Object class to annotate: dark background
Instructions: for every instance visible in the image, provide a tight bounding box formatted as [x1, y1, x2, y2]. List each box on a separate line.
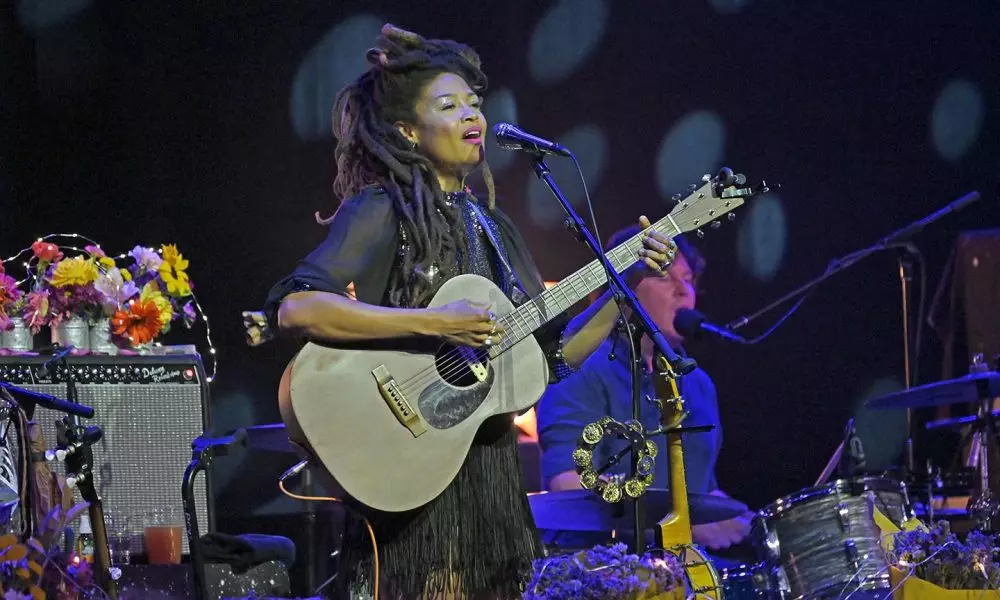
[3, 0, 998, 562]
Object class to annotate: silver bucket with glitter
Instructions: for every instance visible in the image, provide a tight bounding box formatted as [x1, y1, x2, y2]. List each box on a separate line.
[89, 318, 119, 355]
[1, 317, 32, 352]
[51, 316, 90, 352]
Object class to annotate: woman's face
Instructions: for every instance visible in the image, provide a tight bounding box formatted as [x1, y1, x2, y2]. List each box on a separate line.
[399, 72, 486, 188]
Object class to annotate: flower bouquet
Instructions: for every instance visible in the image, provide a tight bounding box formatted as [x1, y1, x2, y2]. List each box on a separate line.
[524, 543, 686, 600]
[0, 502, 105, 600]
[887, 521, 1000, 600]
[104, 244, 197, 349]
[0, 260, 25, 333]
[18, 241, 197, 351]
[19, 242, 97, 340]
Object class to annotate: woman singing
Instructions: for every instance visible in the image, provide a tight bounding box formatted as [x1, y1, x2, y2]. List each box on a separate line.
[260, 24, 675, 599]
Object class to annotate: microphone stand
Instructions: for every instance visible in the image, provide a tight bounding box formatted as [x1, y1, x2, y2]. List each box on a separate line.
[728, 190, 980, 480]
[530, 155, 697, 554]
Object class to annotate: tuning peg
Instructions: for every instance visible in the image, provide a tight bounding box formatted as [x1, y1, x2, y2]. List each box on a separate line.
[688, 184, 698, 192]
[696, 229, 705, 238]
[671, 193, 682, 204]
[710, 221, 722, 230]
[66, 472, 89, 489]
[728, 212, 736, 222]
[701, 174, 712, 183]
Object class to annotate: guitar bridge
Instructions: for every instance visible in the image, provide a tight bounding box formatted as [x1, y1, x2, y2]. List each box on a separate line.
[372, 365, 426, 438]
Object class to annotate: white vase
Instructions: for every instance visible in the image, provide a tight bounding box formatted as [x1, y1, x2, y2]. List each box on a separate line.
[89, 318, 119, 355]
[51, 316, 90, 352]
[1, 317, 32, 351]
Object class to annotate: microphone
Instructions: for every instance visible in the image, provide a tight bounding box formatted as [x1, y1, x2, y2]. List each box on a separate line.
[0, 382, 95, 418]
[492, 123, 571, 157]
[879, 190, 980, 246]
[674, 309, 747, 344]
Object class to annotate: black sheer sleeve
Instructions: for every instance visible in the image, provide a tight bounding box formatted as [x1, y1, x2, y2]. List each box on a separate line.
[262, 188, 399, 332]
[490, 207, 573, 381]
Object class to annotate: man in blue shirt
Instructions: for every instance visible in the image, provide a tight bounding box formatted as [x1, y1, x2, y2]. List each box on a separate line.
[536, 228, 751, 552]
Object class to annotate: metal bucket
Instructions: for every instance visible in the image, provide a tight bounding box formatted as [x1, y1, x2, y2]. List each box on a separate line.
[1, 317, 33, 352]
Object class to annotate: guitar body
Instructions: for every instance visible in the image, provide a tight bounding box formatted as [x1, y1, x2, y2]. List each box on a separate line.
[278, 274, 549, 512]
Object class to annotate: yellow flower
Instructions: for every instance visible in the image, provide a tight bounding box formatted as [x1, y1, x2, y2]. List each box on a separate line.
[158, 244, 192, 297]
[50, 256, 99, 287]
[98, 256, 116, 270]
[141, 282, 174, 333]
[121, 269, 132, 282]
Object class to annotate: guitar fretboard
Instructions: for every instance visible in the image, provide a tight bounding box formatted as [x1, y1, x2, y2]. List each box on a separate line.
[488, 213, 683, 358]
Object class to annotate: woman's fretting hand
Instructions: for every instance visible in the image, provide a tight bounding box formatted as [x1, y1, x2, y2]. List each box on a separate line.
[428, 299, 503, 347]
[636, 215, 677, 272]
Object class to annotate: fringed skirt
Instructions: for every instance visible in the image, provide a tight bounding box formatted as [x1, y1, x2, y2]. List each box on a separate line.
[339, 417, 541, 599]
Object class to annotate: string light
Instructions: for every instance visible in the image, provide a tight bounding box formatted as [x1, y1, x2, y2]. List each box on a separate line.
[2, 233, 218, 382]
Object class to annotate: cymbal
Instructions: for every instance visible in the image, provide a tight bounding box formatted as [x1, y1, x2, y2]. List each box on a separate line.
[528, 489, 748, 532]
[865, 371, 1000, 410]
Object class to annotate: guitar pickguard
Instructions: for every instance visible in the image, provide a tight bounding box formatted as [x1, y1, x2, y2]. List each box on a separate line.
[417, 359, 495, 429]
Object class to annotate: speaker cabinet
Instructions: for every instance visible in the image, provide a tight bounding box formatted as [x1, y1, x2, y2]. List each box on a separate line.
[0, 354, 212, 554]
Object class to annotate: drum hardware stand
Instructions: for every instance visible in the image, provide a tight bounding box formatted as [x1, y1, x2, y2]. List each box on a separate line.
[923, 383, 1000, 531]
[728, 191, 982, 484]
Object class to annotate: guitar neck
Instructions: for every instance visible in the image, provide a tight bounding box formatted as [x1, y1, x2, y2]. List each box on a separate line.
[490, 213, 683, 356]
[658, 430, 693, 547]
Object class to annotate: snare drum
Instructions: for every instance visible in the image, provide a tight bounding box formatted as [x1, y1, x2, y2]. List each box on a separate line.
[751, 476, 912, 600]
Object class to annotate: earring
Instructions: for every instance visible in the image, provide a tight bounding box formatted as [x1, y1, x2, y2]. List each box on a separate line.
[408, 139, 418, 150]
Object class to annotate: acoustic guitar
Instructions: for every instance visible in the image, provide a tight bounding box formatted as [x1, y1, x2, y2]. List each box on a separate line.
[279, 171, 763, 512]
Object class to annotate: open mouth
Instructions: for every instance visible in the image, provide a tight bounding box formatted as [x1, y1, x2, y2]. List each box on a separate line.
[462, 128, 483, 144]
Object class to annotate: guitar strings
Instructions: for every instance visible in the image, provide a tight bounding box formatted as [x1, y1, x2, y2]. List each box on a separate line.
[393, 215, 693, 393]
[393, 237, 659, 393]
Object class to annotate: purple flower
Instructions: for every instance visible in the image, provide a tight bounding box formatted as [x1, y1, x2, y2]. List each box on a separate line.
[525, 544, 684, 599]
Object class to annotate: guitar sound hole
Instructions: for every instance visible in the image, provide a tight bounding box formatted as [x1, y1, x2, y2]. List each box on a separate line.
[434, 344, 487, 387]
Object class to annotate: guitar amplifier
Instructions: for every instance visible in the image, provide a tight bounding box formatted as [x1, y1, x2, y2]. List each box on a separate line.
[0, 354, 212, 554]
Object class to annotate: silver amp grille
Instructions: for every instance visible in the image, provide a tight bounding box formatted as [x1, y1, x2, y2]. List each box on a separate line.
[0, 355, 211, 555]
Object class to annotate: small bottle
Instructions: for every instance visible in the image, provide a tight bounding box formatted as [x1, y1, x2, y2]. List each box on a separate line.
[77, 514, 95, 564]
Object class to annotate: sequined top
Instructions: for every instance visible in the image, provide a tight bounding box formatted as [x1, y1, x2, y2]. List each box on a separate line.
[398, 190, 526, 303]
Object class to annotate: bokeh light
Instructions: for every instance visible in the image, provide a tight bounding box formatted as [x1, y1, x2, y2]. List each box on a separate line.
[290, 14, 383, 141]
[529, 0, 609, 85]
[931, 79, 985, 163]
[526, 124, 609, 227]
[655, 110, 726, 200]
[736, 193, 787, 281]
[483, 88, 520, 173]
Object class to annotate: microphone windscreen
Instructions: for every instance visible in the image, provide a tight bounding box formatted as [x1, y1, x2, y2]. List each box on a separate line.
[673, 308, 706, 339]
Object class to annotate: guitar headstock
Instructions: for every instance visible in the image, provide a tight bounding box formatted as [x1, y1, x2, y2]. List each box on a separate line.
[57, 419, 102, 502]
[664, 167, 770, 238]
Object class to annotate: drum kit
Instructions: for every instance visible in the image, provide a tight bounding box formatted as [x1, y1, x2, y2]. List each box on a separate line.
[528, 366, 1000, 599]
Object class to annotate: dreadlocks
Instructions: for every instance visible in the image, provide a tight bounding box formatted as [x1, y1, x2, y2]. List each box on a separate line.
[329, 23, 496, 308]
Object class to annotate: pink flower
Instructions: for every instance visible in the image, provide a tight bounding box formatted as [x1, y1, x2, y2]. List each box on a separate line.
[32, 240, 64, 263]
[0, 273, 20, 303]
[84, 244, 107, 259]
[24, 289, 51, 334]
